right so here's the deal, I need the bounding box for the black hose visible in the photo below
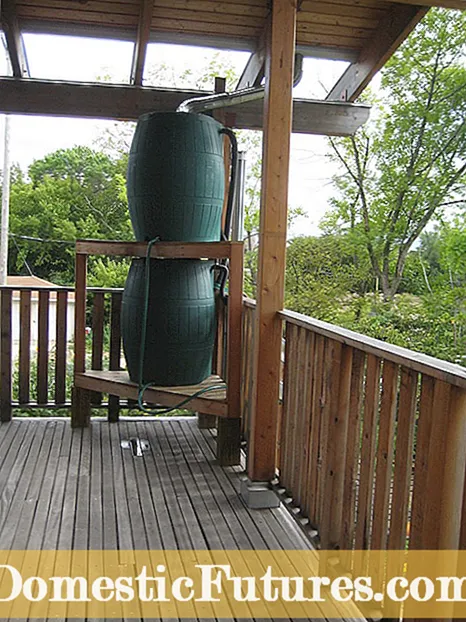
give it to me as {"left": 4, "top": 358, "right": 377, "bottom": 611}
{"left": 219, "top": 128, "right": 238, "bottom": 242}
{"left": 211, "top": 263, "right": 229, "bottom": 299}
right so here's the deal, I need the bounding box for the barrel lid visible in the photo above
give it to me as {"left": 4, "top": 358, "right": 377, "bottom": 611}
{"left": 137, "top": 110, "right": 223, "bottom": 129}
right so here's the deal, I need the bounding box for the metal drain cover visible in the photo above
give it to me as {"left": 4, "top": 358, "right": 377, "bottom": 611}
{"left": 121, "top": 438, "right": 150, "bottom": 457}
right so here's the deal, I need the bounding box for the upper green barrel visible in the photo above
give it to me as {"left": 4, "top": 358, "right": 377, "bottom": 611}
{"left": 127, "top": 112, "right": 225, "bottom": 242}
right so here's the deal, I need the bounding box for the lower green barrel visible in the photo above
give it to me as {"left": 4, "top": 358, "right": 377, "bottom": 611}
{"left": 127, "top": 112, "right": 225, "bottom": 242}
{"left": 121, "top": 258, "right": 216, "bottom": 387}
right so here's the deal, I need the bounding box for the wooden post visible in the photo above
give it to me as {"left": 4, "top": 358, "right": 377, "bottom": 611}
{"left": 247, "top": 0, "right": 297, "bottom": 483}
{"left": 217, "top": 242, "right": 244, "bottom": 466}
{"left": 197, "top": 413, "right": 217, "bottom": 429}
{"left": 217, "top": 418, "right": 241, "bottom": 467}
{"left": 71, "top": 252, "right": 91, "bottom": 427}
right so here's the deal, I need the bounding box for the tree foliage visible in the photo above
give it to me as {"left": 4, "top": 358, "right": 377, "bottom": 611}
{"left": 8, "top": 146, "right": 132, "bottom": 284}
{"left": 326, "top": 8, "right": 466, "bottom": 300}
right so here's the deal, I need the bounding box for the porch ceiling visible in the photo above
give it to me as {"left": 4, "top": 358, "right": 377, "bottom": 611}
{"left": 9, "top": 0, "right": 466, "bottom": 58}
{"left": 2, "top": 0, "right": 465, "bottom": 116}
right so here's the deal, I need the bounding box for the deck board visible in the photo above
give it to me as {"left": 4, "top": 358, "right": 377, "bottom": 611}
{"left": 0, "top": 418, "right": 363, "bottom": 621}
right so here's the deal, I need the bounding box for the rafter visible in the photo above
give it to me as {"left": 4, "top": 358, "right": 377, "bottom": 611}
{"left": 130, "top": 0, "right": 154, "bottom": 86}
{"left": 235, "top": 16, "right": 270, "bottom": 90}
{"left": 1, "top": 0, "right": 29, "bottom": 78}
{"left": 326, "top": 4, "right": 428, "bottom": 102}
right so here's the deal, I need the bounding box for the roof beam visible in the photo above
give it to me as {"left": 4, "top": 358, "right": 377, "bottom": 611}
{"left": 130, "top": 0, "right": 154, "bottom": 85}
{"left": 383, "top": 0, "right": 465, "bottom": 8}
{"left": 326, "top": 3, "right": 428, "bottom": 102}
{"left": 0, "top": 78, "right": 370, "bottom": 136}
{"left": 1, "top": 0, "right": 29, "bottom": 78}
{"left": 0, "top": 79, "right": 211, "bottom": 120}
{"left": 233, "top": 98, "right": 370, "bottom": 136}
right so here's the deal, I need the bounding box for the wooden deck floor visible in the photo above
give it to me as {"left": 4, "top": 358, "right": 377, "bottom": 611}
{"left": 0, "top": 417, "right": 363, "bottom": 621}
{"left": 0, "top": 417, "right": 312, "bottom": 552}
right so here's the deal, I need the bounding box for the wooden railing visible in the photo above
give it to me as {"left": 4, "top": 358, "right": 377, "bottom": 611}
{"left": 278, "top": 308, "right": 466, "bottom": 553}
{"left": 0, "top": 286, "right": 125, "bottom": 420}
{"left": 2, "top": 284, "right": 465, "bottom": 555}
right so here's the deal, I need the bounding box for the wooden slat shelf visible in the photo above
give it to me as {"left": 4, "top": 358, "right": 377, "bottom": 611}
{"left": 75, "top": 370, "right": 228, "bottom": 417}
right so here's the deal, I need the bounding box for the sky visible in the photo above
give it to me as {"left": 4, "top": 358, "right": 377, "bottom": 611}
{"left": 0, "top": 33, "right": 353, "bottom": 237}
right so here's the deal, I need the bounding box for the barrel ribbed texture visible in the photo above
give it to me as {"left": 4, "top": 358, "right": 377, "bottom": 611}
{"left": 127, "top": 112, "right": 225, "bottom": 242}
{"left": 121, "top": 258, "right": 216, "bottom": 386}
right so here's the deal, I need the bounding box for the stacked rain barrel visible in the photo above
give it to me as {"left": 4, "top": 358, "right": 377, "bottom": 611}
{"left": 121, "top": 112, "right": 228, "bottom": 387}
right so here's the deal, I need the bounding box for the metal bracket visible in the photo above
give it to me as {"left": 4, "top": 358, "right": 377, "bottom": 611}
{"left": 121, "top": 437, "right": 150, "bottom": 457}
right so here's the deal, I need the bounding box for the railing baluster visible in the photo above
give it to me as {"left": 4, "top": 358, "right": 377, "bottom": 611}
{"left": 307, "top": 333, "right": 325, "bottom": 527}
{"left": 438, "top": 386, "right": 466, "bottom": 550}
{"left": 297, "top": 330, "right": 314, "bottom": 512}
{"left": 317, "top": 337, "right": 339, "bottom": 529}
{"left": 371, "top": 360, "right": 399, "bottom": 551}
{"left": 290, "top": 326, "right": 307, "bottom": 498}
{"left": 54, "top": 290, "right": 68, "bottom": 405}
{"left": 19, "top": 290, "right": 31, "bottom": 405}
{"left": 37, "top": 290, "right": 50, "bottom": 404}
{"left": 461, "top": 443, "right": 466, "bottom": 551}
{"left": 321, "top": 343, "right": 353, "bottom": 551}
{"left": 410, "top": 374, "right": 435, "bottom": 550}
{"left": 416, "top": 379, "right": 452, "bottom": 548}
{"left": 341, "top": 348, "right": 365, "bottom": 551}
{"left": 108, "top": 291, "right": 122, "bottom": 422}
{"left": 354, "top": 353, "right": 381, "bottom": 554}
{"left": 91, "top": 292, "right": 105, "bottom": 406}
{"left": 280, "top": 322, "right": 296, "bottom": 492}
{"left": 388, "top": 367, "right": 418, "bottom": 551}
{"left": 240, "top": 303, "right": 254, "bottom": 444}
{"left": 0, "top": 289, "right": 12, "bottom": 422}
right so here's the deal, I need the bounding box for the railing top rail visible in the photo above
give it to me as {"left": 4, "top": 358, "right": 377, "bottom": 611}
{"left": 0, "top": 285, "right": 124, "bottom": 293}
{"left": 279, "top": 308, "right": 466, "bottom": 389}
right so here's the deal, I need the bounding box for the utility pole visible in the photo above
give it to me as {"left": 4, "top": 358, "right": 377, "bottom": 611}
{"left": 0, "top": 114, "right": 11, "bottom": 286}
{"left": 0, "top": 38, "right": 12, "bottom": 287}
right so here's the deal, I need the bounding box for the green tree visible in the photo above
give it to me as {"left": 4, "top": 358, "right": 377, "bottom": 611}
{"left": 285, "top": 234, "right": 373, "bottom": 321}
{"left": 8, "top": 146, "right": 132, "bottom": 284}
{"left": 326, "top": 8, "right": 466, "bottom": 301}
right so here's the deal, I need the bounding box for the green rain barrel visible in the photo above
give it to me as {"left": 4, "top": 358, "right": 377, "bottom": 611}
{"left": 121, "top": 258, "right": 216, "bottom": 386}
{"left": 127, "top": 112, "right": 225, "bottom": 242}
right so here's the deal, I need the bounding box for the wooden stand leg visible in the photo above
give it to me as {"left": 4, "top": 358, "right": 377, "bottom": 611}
{"left": 108, "top": 395, "right": 120, "bottom": 423}
{"left": 71, "top": 387, "right": 91, "bottom": 428}
{"left": 0, "top": 403, "right": 12, "bottom": 423}
{"left": 217, "top": 418, "right": 241, "bottom": 466}
{"left": 108, "top": 292, "right": 122, "bottom": 423}
{"left": 198, "top": 412, "right": 217, "bottom": 429}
